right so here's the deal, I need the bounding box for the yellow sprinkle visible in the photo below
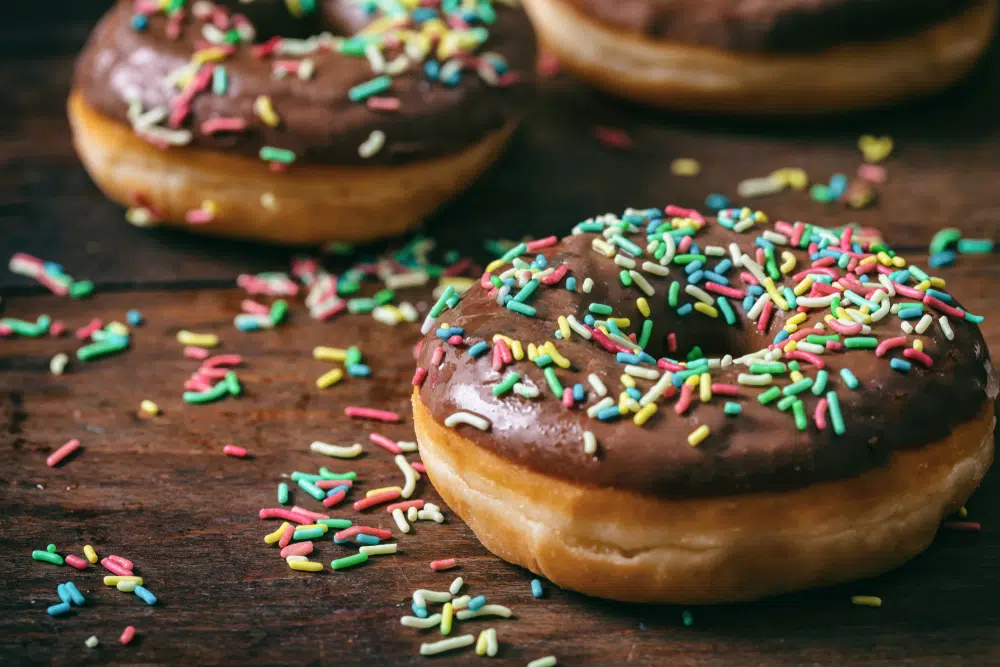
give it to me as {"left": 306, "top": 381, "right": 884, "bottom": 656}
{"left": 439, "top": 277, "right": 475, "bottom": 293}
{"left": 851, "top": 595, "right": 882, "bottom": 608}
{"left": 694, "top": 302, "right": 719, "bottom": 318}
{"left": 177, "top": 330, "right": 218, "bottom": 348}
{"left": 104, "top": 576, "right": 143, "bottom": 586}
{"left": 913, "top": 339, "right": 924, "bottom": 352}
{"left": 107, "top": 321, "right": 129, "bottom": 335}
{"left": 762, "top": 278, "right": 789, "bottom": 310}
{"left": 687, "top": 425, "right": 710, "bottom": 447}
{"left": 779, "top": 251, "right": 796, "bottom": 274}
{"left": 192, "top": 47, "right": 230, "bottom": 64}
{"left": 543, "top": 342, "right": 571, "bottom": 369}
{"left": 619, "top": 374, "right": 635, "bottom": 388}
{"left": 360, "top": 15, "right": 403, "bottom": 36}
{"left": 139, "top": 399, "right": 159, "bottom": 415}
{"left": 670, "top": 158, "right": 701, "bottom": 176}
{"left": 297, "top": 524, "right": 329, "bottom": 532}
{"left": 684, "top": 374, "right": 700, "bottom": 387}
{"left": 485, "top": 259, "right": 505, "bottom": 273}
{"left": 441, "top": 602, "right": 454, "bottom": 635}
{"left": 891, "top": 255, "right": 907, "bottom": 268}
{"left": 783, "top": 340, "right": 798, "bottom": 352}
{"left": 591, "top": 238, "right": 615, "bottom": 257}
{"left": 367, "top": 486, "right": 402, "bottom": 497}
{"left": 316, "top": 367, "right": 344, "bottom": 389}
{"left": 510, "top": 340, "right": 524, "bottom": 361}
{"left": 835, "top": 307, "right": 852, "bottom": 321}
{"left": 526, "top": 343, "right": 538, "bottom": 361}
{"left": 858, "top": 256, "right": 877, "bottom": 269}
{"left": 254, "top": 95, "right": 281, "bottom": 128}
{"left": 556, "top": 316, "right": 571, "bottom": 340}
{"left": 264, "top": 522, "right": 291, "bottom": 544}
{"left": 845, "top": 308, "right": 872, "bottom": 324}
{"left": 202, "top": 200, "right": 219, "bottom": 216}
{"left": 929, "top": 276, "right": 946, "bottom": 288}
{"left": 83, "top": 545, "right": 98, "bottom": 564}
{"left": 636, "top": 297, "right": 650, "bottom": 317}
{"left": 787, "top": 312, "right": 808, "bottom": 326}
{"left": 793, "top": 276, "right": 814, "bottom": 296}
{"left": 790, "top": 370, "right": 805, "bottom": 383}
{"left": 633, "top": 403, "right": 657, "bottom": 426}
{"left": 959, "top": 506, "right": 968, "bottom": 518}
{"left": 876, "top": 251, "right": 892, "bottom": 266}
{"left": 289, "top": 559, "right": 324, "bottom": 572}
{"left": 475, "top": 630, "right": 489, "bottom": 655}
{"left": 607, "top": 317, "right": 630, "bottom": 328}
{"left": 699, "top": 373, "right": 711, "bottom": 402}
{"left": 915, "top": 280, "right": 931, "bottom": 292}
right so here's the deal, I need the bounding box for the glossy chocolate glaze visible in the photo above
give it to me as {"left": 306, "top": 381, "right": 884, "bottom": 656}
{"left": 417, "top": 216, "right": 996, "bottom": 498}
{"left": 74, "top": 0, "right": 535, "bottom": 165}
{"left": 559, "top": 0, "right": 978, "bottom": 52}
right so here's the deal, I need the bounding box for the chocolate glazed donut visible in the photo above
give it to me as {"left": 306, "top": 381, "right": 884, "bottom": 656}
{"left": 522, "top": 0, "right": 997, "bottom": 113}
{"left": 70, "top": 0, "right": 535, "bottom": 243}
{"left": 412, "top": 206, "right": 996, "bottom": 602}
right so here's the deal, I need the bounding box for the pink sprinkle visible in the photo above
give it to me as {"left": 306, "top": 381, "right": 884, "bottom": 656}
{"left": 315, "top": 479, "right": 353, "bottom": 490}
{"left": 442, "top": 258, "right": 473, "bottom": 278}
{"left": 562, "top": 387, "right": 575, "bottom": 408}
{"left": 892, "top": 281, "right": 925, "bottom": 300}
{"left": 366, "top": 96, "right": 401, "bottom": 111}
{"left": 840, "top": 226, "right": 853, "bottom": 251}
{"left": 814, "top": 398, "right": 828, "bottom": 430}
{"left": 354, "top": 489, "right": 401, "bottom": 511}
{"left": 664, "top": 205, "right": 704, "bottom": 222}
{"left": 942, "top": 521, "right": 981, "bottom": 532}
{"left": 184, "top": 346, "right": 211, "bottom": 360}
{"left": 592, "top": 126, "right": 632, "bottom": 150}
{"left": 314, "top": 300, "right": 346, "bottom": 320}
{"left": 65, "top": 554, "right": 89, "bottom": 570}
{"left": 322, "top": 490, "right": 347, "bottom": 507}
{"left": 346, "top": 406, "right": 400, "bottom": 423}
{"left": 923, "top": 295, "right": 966, "bottom": 320}
{"left": 241, "top": 299, "right": 270, "bottom": 315}
{"left": 46, "top": 439, "right": 81, "bottom": 467}
{"left": 291, "top": 506, "right": 329, "bottom": 520}
{"left": 0, "top": 324, "right": 11, "bottom": 337}
{"left": 200, "top": 117, "right": 248, "bottom": 135}
{"left": 223, "top": 445, "right": 249, "bottom": 458}
{"left": 412, "top": 367, "right": 428, "bottom": 387}
{"left": 281, "top": 542, "right": 313, "bottom": 558}
{"left": 120, "top": 626, "right": 136, "bottom": 645}
{"left": 788, "top": 327, "right": 825, "bottom": 342}
{"left": 756, "top": 301, "right": 774, "bottom": 333}
{"left": 903, "top": 348, "right": 934, "bottom": 367}
{"left": 875, "top": 336, "right": 907, "bottom": 357}
{"left": 386, "top": 500, "right": 424, "bottom": 513}
{"left": 198, "top": 367, "right": 230, "bottom": 380}
{"left": 677, "top": 236, "right": 693, "bottom": 254}
{"left": 858, "top": 163, "right": 887, "bottom": 184}
{"left": 411, "top": 461, "right": 426, "bottom": 474}
{"left": 252, "top": 36, "right": 281, "bottom": 58}
{"left": 185, "top": 208, "right": 214, "bottom": 225}
{"left": 526, "top": 236, "right": 558, "bottom": 252}
{"left": 101, "top": 558, "right": 133, "bottom": 577}
{"left": 826, "top": 341, "right": 845, "bottom": 352}
{"left": 75, "top": 318, "right": 103, "bottom": 340}
{"left": 430, "top": 558, "right": 456, "bottom": 571}
{"left": 49, "top": 321, "right": 66, "bottom": 337}
{"left": 674, "top": 383, "right": 694, "bottom": 415}
{"left": 184, "top": 375, "right": 214, "bottom": 392}
{"left": 657, "top": 358, "right": 684, "bottom": 372}
{"left": 703, "top": 282, "right": 744, "bottom": 299}
{"left": 107, "top": 554, "right": 134, "bottom": 570}
{"left": 710, "top": 383, "right": 740, "bottom": 396}
{"left": 480, "top": 271, "right": 494, "bottom": 289}
{"left": 667, "top": 333, "right": 678, "bottom": 353}
{"left": 370, "top": 433, "right": 403, "bottom": 455}
{"left": 785, "top": 350, "right": 825, "bottom": 369}
{"left": 334, "top": 526, "right": 392, "bottom": 541}
{"left": 496, "top": 339, "right": 513, "bottom": 365}
{"left": 539, "top": 264, "right": 569, "bottom": 285}
{"left": 258, "top": 508, "right": 314, "bottom": 524}
{"left": 278, "top": 522, "right": 295, "bottom": 548}
{"left": 827, "top": 319, "right": 863, "bottom": 336}
{"left": 790, "top": 223, "right": 806, "bottom": 247}
{"left": 431, "top": 346, "right": 445, "bottom": 366}
{"left": 447, "top": 334, "right": 463, "bottom": 345}
{"left": 739, "top": 271, "right": 760, "bottom": 286}
{"left": 202, "top": 354, "right": 242, "bottom": 369}
{"left": 496, "top": 72, "right": 520, "bottom": 87}
{"left": 536, "top": 51, "right": 560, "bottom": 78}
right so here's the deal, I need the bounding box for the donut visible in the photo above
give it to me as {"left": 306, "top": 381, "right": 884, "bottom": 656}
{"left": 412, "top": 206, "right": 996, "bottom": 603}
{"left": 69, "top": 0, "right": 534, "bottom": 244}
{"left": 522, "top": 0, "right": 997, "bottom": 114}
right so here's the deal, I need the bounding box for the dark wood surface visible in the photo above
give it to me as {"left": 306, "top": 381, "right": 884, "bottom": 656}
{"left": 2, "top": 3, "right": 1000, "bottom": 665}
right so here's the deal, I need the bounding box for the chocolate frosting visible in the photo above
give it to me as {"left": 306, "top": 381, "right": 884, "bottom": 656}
{"left": 417, "top": 215, "right": 996, "bottom": 498}
{"left": 73, "top": 0, "right": 535, "bottom": 165}
{"left": 560, "top": 0, "right": 979, "bottom": 52}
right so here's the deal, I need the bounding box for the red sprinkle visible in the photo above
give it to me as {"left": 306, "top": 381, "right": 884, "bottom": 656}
{"left": 120, "top": 626, "right": 136, "bottom": 646}
{"left": 101, "top": 558, "right": 133, "bottom": 577}
{"left": 411, "top": 461, "right": 426, "bottom": 474}
{"left": 942, "top": 521, "right": 981, "bottom": 532}
{"left": 674, "top": 383, "right": 694, "bottom": 415}
{"left": 281, "top": 542, "right": 313, "bottom": 558}
{"left": 258, "top": 508, "right": 314, "bottom": 524}
{"left": 539, "top": 264, "right": 569, "bottom": 286}
{"left": 335, "top": 526, "right": 392, "bottom": 541}
{"left": 386, "top": 500, "right": 424, "bottom": 513}
{"left": 592, "top": 126, "right": 632, "bottom": 150}
{"left": 412, "top": 367, "right": 428, "bottom": 386}
{"left": 49, "top": 321, "right": 66, "bottom": 337}
{"left": 46, "top": 439, "right": 81, "bottom": 468}
{"left": 370, "top": 433, "right": 404, "bottom": 455}
{"left": 536, "top": 50, "right": 560, "bottom": 78}
{"left": 903, "top": 348, "right": 934, "bottom": 367}
{"left": 184, "top": 346, "right": 211, "bottom": 360}
{"left": 430, "top": 558, "right": 457, "bottom": 571}
{"left": 814, "top": 398, "right": 828, "bottom": 430}
{"left": 923, "top": 295, "right": 966, "bottom": 320}
{"left": 354, "top": 489, "right": 401, "bottom": 511}
{"left": 785, "top": 350, "right": 825, "bottom": 369}
{"left": 106, "top": 555, "right": 134, "bottom": 570}
{"left": 703, "top": 282, "right": 744, "bottom": 299}
{"left": 756, "top": 301, "right": 774, "bottom": 333}
{"left": 344, "top": 407, "right": 401, "bottom": 422}
{"left": 202, "top": 354, "right": 243, "bottom": 368}
{"left": 875, "top": 336, "right": 908, "bottom": 357}
{"left": 75, "top": 319, "right": 103, "bottom": 340}
{"left": 322, "top": 490, "right": 347, "bottom": 507}
{"left": 200, "top": 117, "right": 248, "bottom": 135}
{"left": 223, "top": 445, "right": 249, "bottom": 458}
{"left": 290, "top": 506, "right": 329, "bottom": 520}
{"left": 315, "top": 479, "right": 353, "bottom": 490}
{"left": 278, "top": 522, "right": 295, "bottom": 548}
{"left": 710, "top": 383, "right": 740, "bottom": 396}
{"left": 526, "top": 236, "right": 557, "bottom": 251}
{"left": 65, "top": 554, "right": 89, "bottom": 570}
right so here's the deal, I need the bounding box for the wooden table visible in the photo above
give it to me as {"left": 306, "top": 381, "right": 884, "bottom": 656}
{"left": 2, "top": 2, "right": 999, "bottom": 664}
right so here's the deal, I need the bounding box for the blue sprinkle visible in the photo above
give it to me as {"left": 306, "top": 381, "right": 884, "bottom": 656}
{"left": 531, "top": 579, "right": 544, "bottom": 598}
{"left": 445, "top": 295, "right": 460, "bottom": 308}
{"left": 534, "top": 254, "right": 547, "bottom": 269}
{"left": 616, "top": 352, "right": 640, "bottom": 365}
{"left": 773, "top": 330, "right": 790, "bottom": 344}
{"left": 47, "top": 602, "right": 72, "bottom": 616}
{"left": 747, "top": 285, "right": 765, "bottom": 297}
{"left": 534, "top": 354, "right": 552, "bottom": 367}
{"left": 565, "top": 277, "right": 576, "bottom": 291}
{"left": 443, "top": 72, "right": 461, "bottom": 86}
{"left": 597, "top": 407, "right": 622, "bottom": 421}
{"left": 412, "top": 602, "right": 429, "bottom": 618}
{"left": 889, "top": 358, "right": 912, "bottom": 373}
{"left": 703, "top": 271, "right": 728, "bottom": 285}
{"left": 57, "top": 584, "right": 72, "bottom": 605}
{"left": 468, "top": 595, "right": 487, "bottom": 611}
{"left": 782, "top": 287, "right": 797, "bottom": 309}
{"left": 572, "top": 383, "right": 585, "bottom": 402}
{"left": 411, "top": 7, "right": 438, "bottom": 21}
{"left": 583, "top": 314, "right": 596, "bottom": 326}
{"left": 755, "top": 238, "right": 775, "bottom": 251}
{"left": 334, "top": 536, "right": 350, "bottom": 545}
{"left": 468, "top": 341, "right": 489, "bottom": 357}
{"left": 347, "top": 364, "right": 370, "bottom": 377}
{"left": 424, "top": 60, "right": 440, "bottom": 80}
{"left": 705, "top": 193, "right": 730, "bottom": 211}
{"left": 897, "top": 307, "right": 924, "bottom": 319}
{"left": 713, "top": 259, "right": 733, "bottom": 275}
{"left": 926, "top": 288, "right": 952, "bottom": 302}
{"left": 687, "top": 270, "right": 704, "bottom": 284}
{"left": 327, "top": 484, "right": 350, "bottom": 497}
{"left": 625, "top": 387, "right": 642, "bottom": 400}
{"left": 436, "top": 327, "right": 464, "bottom": 339}
{"left": 742, "top": 295, "right": 755, "bottom": 311}
{"left": 235, "top": 314, "right": 268, "bottom": 332}
{"left": 355, "top": 534, "right": 380, "bottom": 546}
{"left": 131, "top": 14, "right": 148, "bottom": 30}
{"left": 888, "top": 269, "right": 910, "bottom": 283}
{"left": 677, "top": 303, "right": 693, "bottom": 316}
{"left": 684, "top": 261, "right": 703, "bottom": 274}
{"left": 828, "top": 173, "right": 848, "bottom": 198}
{"left": 64, "top": 581, "right": 85, "bottom": 606}
{"left": 134, "top": 585, "right": 158, "bottom": 606}
{"left": 126, "top": 309, "right": 143, "bottom": 326}
{"left": 928, "top": 251, "right": 956, "bottom": 268}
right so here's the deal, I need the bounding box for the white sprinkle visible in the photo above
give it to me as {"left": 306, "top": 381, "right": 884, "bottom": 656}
{"left": 358, "top": 130, "right": 386, "bottom": 159}
{"left": 456, "top": 604, "right": 512, "bottom": 620}
{"left": 286, "top": 555, "right": 308, "bottom": 563}
{"left": 401, "top": 613, "right": 442, "bottom": 628}
{"left": 449, "top": 577, "right": 464, "bottom": 595}
{"left": 761, "top": 230, "right": 789, "bottom": 245}
{"left": 684, "top": 284, "right": 713, "bottom": 305}
{"left": 85, "top": 636, "right": 99, "bottom": 649}
{"left": 795, "top": 295, "right": 837, "bottom": 308}
{"left": 704, "top": 245, "right": 726, "bottom": 257}
{"left": 587, "top": 373, "right": 608, "bottom": 397}
{"left": 527, "top": 657, "right": 558, "bottom": 667}
{"left": 915, "top": 313, "right": 933, "bottom": 334}
{"left": 394, "top": 454, "right": 418, "bottom": 498}
{"left": 737, "top": 176, "right": 785, "bottom": 199}
{"left": 624, "top": 365, "right": 659, "bottom": 380}
{"left": 407, "top": 506, "right": 419, "bottom": 522}
{"left": 795, "top": 342, "right": 826, "bottom": 354}
{"left": 659, "top": 233, "right": 676, "bottom": 266}
{"left": 586, "top": 396, "right": 614, "bottom": 418}
{"left": 641, "top": 261, "right": 669, "bottom": 277}
{"left": 385, "top": 55, "right": 409, "bottom": 75}
{"left": 417, "top": 509, "right": 445, "bottom": 523}
{"left": 452, "top": 594, "right": 471, "bottom": 609}
{"left": 733, "top": 217, "right": 756, "bottom": 233}
{"left": 939, "top": 316, "right": 955, "bottom": 340}
{"left": 741, "top": 255, "right": 767, "bottom": 283}
{"left": 364, "top": 43, "right": 385, "bottom": 73}
{"left": 444, "top": 411, "right": 491, "bottom": 431}
{"left": 613, "top": 254, "right": 636, "bottom": 269}
{"left": 310, "top": 441, "right": 363, "bottom": 458}
{"left": 372, "top": 306, "right": 402, "bottom": 326}
{"left": 878, "top": 273, "right": 896, "bottom": 296}
{"left": 639, "top": 372, "right": 673, "bottom": 406}
{"left": 566, "top": 315, "right": 592, "bottom": 340}
{"left": 729, "top": 243, "right": 743, "bottom": 267}
{"left": 298, "top": 58, "right": 316, "bottom": 80}
{"left": 747, "top": 293, "right": 771, "bottom": 320}
{"left": 629, "top": 270, "right": 655, "bottom": 296}
{"left": 414, "top": 589, "right": 452, "bottom": 605}
{"left": 397, "top": 440, "right": 418, "bottom": 453}
{"left": 513, "top": 382, "right": 540, "bottom": 398}
{"left": 49, "top": 353, "right": 69, "bottom": 376}
{"left": 392, "top": 508, "right": 410, "bottom": 534}
{"left": 260, "top": 192, "right": 278, "bottom": 210}
{"left": 420, "top": 313, "right": 437, "bottom": 335}
{"left": 420, "top": 635, "right": 475, "bottom": 656}
{"left": 384, "top": 271, "right": 429, "bottom": 289}
{"left": 582, "top": 278, "right": 594, "bottom": 293}
{"left": 486, "top": 628, "right": 499, "bottom": 657}
{"left": 360, "top": 543, "right": 398, "bottom": 555}
{"left": 583, "top": 431, "right": 598, "bottom": 455}
{"left": 738, "top": 373, "right": 773, "bottom": 386}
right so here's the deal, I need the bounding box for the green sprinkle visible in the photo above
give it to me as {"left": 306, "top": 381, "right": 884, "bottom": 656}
{"left": 826, "top": 391, "right": 845, "bottom": 435}
{"left": 619, "top": 270, "right": 632, "bottom": 287}
{"left": 723, "top": 401, "right": 742, "bottom": 415}
{"left": 588, "top": 303, "right": 613, "bottom": 315}
{"left": 929, "top": 227, "right": 962, "bottom": 254}
{"left": 533, "top": 354, "right": 552, "bottom": 368}
{"left": 183, "top": 380, "right": 229, "bottom": 404}
{"left": 837, "top": 368, "right": 859, "bottom": 389}
{"left": 212, "top": 66, "right": 228, "bottom": 94}
{"left": 319, "top": 467, "right": 357, "bottom": 480}
{"left": 492, "top": 372, "right": 520, "bottom": 396}
{"left": 331, "top": 552, "right": 369, "bottom": 570}
{"left": 225, "top": 371, "right": 242, "bottom": 396}
{"left": 513, "top": 279, "right": 539, "bottom": 303}
{"left": 259, "top": 146, "right": 296, "bottom": 164}
{"left": 290, "top": 472, "right": 323, "bottom": 482}
{"left": 908, "top": 265, "right": 930, "bottom": 282}
{"left": 957, "top": 238, "right": 995, "bottom": 254}
{"left": 269, "top": 299, "right": 288, "bottom": 324}
{"left": 844, "top": 336, "right": 878, "bottom": 349}
{"left": 638, "top": 320, "right": 653, "bottom": 349}
{"left": 488, "top": 275, "right": 503, "bottom": 289}
{"left": 830, "top": 295, "right": 841, "bottom": 312}
{"left": 338, "top": 37, "right": 372, "bottom": 55}
{"left": 717, "top": 296, "right": 736, "bottom": 325}
{"left": 348, "top": 298, "right": 376, "bottom": 314}
{"left": 672, "top": 254, "right": 707, "bottom": 265}
{"left": 806, "top": 334, "right": 839, "bottom": 345}
{"left": 812, "top": 370, "right": 829, "bottom": 395}
{"left": 668, "top": 281, "right": 680, "bottom": 307}
{"left": 32, "top": 550, "right": 64, "bottom": 565}
{"left": 429, "top": 286, "right": 456, "bottom": 318}
{"left": 792, "top": 399, "right": 807, "bottom": 430}
{"left": 506, "top": 301, "right": 536, "bottom": 317}
{"left": 298, "top": 478, "right": 326, "bottom": 501}
{"left": 686, "top": 346, "right": 703, "bottom": 361}
{"left": 499, "top": 242, "right": 527, "bottom": 263}
{"left": 681, "top": 610, "right": 694, "bottom": 627}
{"left": 543, "top": 367, "right": 563, "bottom": 397}
{"left": 758, "top": 386, "right": 781, "bottom": 405}
{"left": 293, "top": 526, "right": 325, "bottom": 541}
{"left": 318, "top": 518, "right": 353, "bottom": 529}
{"left": 46, "top": 544, "right": 57, "bottom": 553}
{"left": 776, "top": 395, "right": 797, "bottom": 412}
{"left": 750, "top": 362, "right": 786, "bottom": 375}
{"left": 373, "top": 289, "right": 394, "bottom": 305}
{"left": 787, "top": 361, "right": 800, "bottom": 372}
{"left": 346, "top": 346, "right": 363, "bottom": 366}
{"left": 337, "top": 281, "right": 360, "bottom": 296}
{"left": 277, "top": 482, "right": 289, "bottom": 505}
{"left": 2, "top": 316, "right": 50, "bottom": 337}
{"left": 69, "top": 281, "right": 95, "bottom": 299}
{"left": 610, "top": 235, "right": 642, "bottom": 256}
{"left": 348, "top": 75, "right": 391, "bottom": 102}
{"left": 782, "top": 378, "right": 814, "bottom": 396}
